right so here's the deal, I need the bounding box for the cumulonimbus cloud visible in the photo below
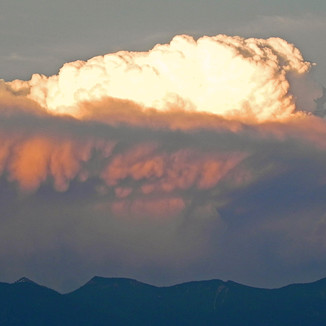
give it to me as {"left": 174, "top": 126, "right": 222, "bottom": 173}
{"left": 9, "top": 34, "right": 311, "bottom": 122}
{"left": 0, "top": 34, "right": 322, "bottom": 217}
{"left": 2, "top": 34, "right": 326, "bottom": 291}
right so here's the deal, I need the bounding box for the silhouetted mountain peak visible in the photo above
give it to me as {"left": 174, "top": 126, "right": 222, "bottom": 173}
{"left": 86, "top": 276, "right": 149, "bottom": 287}
{"left": 70, "top": 276, "right": 157, "bottom": 297}
{"left": 86, "top": 275, "right": 104, "bottom": 284}
{"left": 14, "top": 277, "right": 37, "bottom": 285}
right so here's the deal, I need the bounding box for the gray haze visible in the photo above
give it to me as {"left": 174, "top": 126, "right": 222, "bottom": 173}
{"left": 1, "top": 0, "right": 326, "bottom": 84}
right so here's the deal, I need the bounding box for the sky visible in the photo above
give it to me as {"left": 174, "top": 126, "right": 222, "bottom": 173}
{"left": 1, "top": 0, "right": 326, "bottom": 293}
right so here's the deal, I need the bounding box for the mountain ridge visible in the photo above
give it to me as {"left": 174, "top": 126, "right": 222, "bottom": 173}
{"left": 5, "top": 274, "right": 326, "bottom": 293}
{"left": 1, "top": 276, "right": 326, "bottom": 325}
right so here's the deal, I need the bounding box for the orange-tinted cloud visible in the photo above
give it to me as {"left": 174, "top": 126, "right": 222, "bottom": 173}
{"left": 2, "top": 34, "right": 326, "bottom": 293}
{"left": 0, "top": 33, "right": 323, "bottom": 220}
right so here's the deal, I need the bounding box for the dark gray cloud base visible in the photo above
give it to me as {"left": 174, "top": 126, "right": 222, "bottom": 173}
{"left": 1, "top": 79, "right": 326, "bottom": 292}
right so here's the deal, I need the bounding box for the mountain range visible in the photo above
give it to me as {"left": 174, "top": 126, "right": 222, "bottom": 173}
{"left": 1, "top": 276, "right": 326, "bottom": 325}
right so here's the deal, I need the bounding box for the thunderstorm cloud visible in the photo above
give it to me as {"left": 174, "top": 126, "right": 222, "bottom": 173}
{"left": 0, "top": 34, "right": 325, "bottom": 292}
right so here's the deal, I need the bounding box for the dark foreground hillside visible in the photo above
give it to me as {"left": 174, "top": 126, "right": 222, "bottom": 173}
{"left": 1, "top": 276, "right": 326, "bottom": 325}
